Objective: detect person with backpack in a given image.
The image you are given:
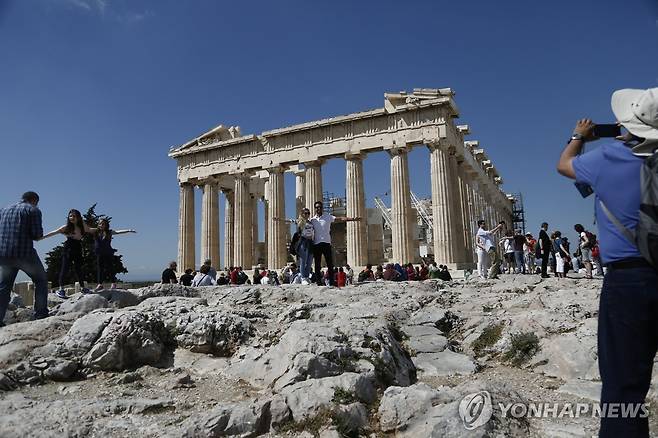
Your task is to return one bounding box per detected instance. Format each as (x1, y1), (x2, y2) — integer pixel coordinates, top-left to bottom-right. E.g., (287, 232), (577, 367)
(275, 207), (314, 285)
(309, 201), (361, 287)
(574, 224), (595, 279)
(557, 87), (658, 436)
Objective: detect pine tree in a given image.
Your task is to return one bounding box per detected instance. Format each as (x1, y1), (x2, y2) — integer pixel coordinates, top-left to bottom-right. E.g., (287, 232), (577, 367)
(45, 204), (129, 286)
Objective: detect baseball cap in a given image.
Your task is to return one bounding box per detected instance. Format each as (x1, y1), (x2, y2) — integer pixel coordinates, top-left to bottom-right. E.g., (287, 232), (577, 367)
(611, 87), (658, 154)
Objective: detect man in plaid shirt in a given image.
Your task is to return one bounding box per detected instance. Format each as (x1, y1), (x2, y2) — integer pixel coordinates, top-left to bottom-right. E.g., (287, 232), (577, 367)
(0, 192), (49, 326)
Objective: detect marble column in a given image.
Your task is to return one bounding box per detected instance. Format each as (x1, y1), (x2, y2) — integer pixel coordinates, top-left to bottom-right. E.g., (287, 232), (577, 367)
(447, 151), (467, 264)
(223, 189), (234, 269)
(233, 175), (253, 268)
(264, 181), (270, 252)
(390, 148), (413, 264)
(200, 180), (220, 269)
(429, 143), (456, 265)
(345, 154), (368, 268)
(251, 196), (258, 265)
(295, 171), (306, 218)
(457, 166), (474, 264)
(267, 167), (286, 269)
(177, 183), (195, 272)
(304, 161), (323, 212)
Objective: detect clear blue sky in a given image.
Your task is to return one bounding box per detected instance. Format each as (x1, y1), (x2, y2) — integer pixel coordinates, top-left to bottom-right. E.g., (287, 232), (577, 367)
(1, 0), (657, 280)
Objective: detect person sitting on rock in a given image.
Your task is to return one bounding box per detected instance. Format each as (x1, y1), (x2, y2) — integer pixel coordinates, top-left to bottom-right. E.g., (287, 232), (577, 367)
(382, 263), (399, 281)
(160, 261), (178, 285)
(405, 263), (416, 281)
(336, 267), (347, 287)
(357, 264), (374, 282)
(373, 264), (384, 280)
(202, 259), (217, 280)
(179, 269), (194, 286)
(438, 265), (452, 281)
(252, 267), (262, 285)
(216, 272), (229, 286)
(427, 261), (440, 279)
(394, 263), (407, 281)
(192, 264), (216, 287)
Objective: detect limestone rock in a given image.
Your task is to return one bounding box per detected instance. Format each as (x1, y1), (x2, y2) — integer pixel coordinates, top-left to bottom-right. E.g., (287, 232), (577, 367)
(412, 350), (476, 377)
(0, 314), (78, 368)
(280, 373), (375, 422)
(175, 311), (253, 356)
(98, 288), (141, 308)
(55, 293), (109, 315)
(182, 398), (271, 437)
(83, 312), (174, 370)
(378, 383), (442, 432)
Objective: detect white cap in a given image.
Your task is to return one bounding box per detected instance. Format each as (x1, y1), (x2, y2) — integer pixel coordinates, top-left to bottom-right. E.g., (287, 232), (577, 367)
(611, 87), (658, 154)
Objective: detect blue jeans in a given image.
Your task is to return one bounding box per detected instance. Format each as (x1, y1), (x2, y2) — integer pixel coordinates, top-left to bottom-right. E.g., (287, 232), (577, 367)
(513, 250), (525, 273)
(598, 265), (658, 437)
(0, 250), (50, 323)
(297, 238), (313, 280)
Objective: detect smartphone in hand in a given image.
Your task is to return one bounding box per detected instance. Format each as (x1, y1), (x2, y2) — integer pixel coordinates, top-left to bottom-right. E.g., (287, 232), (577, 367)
(593, 124), (621, 138)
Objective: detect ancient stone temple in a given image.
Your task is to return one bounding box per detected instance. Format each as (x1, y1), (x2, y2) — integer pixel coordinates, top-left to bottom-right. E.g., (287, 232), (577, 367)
(169, 88), (513, 271)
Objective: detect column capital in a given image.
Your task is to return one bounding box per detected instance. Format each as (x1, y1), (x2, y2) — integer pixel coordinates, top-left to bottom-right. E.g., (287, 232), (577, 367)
(344, 151), (366, 161)
(265, 165), (286, 174)
(302, 159), (325, 168)
(387, 146), (410, 157)
(426, 139), (451, 153)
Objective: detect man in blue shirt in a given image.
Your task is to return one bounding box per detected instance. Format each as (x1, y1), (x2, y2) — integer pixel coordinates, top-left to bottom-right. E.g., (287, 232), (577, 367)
(0, 192), (49, 326)
(557, 87), (658, 437)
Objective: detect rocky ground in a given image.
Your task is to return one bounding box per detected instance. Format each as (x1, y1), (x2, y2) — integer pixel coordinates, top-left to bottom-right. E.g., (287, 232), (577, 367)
(2, 275), (657, 437)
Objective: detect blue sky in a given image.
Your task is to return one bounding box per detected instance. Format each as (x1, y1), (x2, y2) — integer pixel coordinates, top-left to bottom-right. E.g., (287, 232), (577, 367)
(1, 0), (657, 280)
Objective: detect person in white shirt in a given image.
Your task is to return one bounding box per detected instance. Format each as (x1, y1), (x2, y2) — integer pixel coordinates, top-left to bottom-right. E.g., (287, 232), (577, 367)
(310, 201), (362, 286)
(475, 220), (506, 279)
(192, 264), (216, 287)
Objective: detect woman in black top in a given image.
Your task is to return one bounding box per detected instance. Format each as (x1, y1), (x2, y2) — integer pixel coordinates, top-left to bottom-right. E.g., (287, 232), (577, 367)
(42, 209), (97, 298)
(94, 218), (136, 290)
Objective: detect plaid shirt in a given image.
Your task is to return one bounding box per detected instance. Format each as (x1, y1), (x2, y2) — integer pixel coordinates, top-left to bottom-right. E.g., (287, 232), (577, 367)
(0, 202), (43, 258)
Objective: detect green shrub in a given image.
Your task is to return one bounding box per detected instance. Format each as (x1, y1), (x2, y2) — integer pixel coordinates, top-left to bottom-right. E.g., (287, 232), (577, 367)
(471, 323), (504, 356)
(503, 332), (541, 366)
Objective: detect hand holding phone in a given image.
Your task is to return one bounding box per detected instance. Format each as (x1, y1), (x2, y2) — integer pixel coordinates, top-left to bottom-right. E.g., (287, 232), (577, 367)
(593, 124), (621, 138)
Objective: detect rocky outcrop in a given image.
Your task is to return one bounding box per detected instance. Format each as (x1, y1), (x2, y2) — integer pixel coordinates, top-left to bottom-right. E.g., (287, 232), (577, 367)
(0, 276), (612, 436)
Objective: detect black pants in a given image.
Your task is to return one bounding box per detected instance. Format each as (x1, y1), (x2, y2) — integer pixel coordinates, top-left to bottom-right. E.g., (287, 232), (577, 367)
(598, 265), (658, 437)
(540, 251), (550, 277)
(96, 254), (114, 284)
(59, 239), (85, 288)
(312, 242), (334, 286)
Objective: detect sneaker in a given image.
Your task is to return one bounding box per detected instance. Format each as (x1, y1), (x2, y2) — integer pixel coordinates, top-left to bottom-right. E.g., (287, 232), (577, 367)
(55, 289), (67, 299)
(81, 288), (92, 294)
(301, 279), (309, 285)
(94, 284), (104, 292)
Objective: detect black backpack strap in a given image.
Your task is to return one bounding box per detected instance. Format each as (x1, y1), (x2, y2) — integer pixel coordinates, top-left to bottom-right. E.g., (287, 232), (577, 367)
(599, 200), (636, 246)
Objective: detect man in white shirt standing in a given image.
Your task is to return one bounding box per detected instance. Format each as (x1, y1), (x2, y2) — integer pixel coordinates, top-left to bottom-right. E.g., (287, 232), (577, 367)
(475, 220), (506, 279)
(310, 201), (362, 286)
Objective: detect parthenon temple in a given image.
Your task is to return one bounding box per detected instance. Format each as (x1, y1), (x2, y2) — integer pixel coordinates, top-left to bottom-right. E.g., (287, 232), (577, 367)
(169, 88), (514, 272)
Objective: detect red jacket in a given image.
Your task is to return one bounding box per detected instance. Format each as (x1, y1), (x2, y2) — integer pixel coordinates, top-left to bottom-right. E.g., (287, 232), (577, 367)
(337, 271), (346, 287)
